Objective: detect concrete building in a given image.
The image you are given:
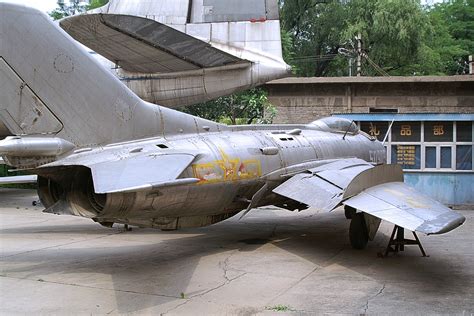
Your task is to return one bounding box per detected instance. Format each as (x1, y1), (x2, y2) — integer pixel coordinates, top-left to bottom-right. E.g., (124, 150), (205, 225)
(266, 76), (474, 206)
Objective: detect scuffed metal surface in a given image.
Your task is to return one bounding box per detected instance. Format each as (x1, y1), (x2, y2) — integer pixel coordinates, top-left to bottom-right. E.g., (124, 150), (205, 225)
(0, 58), (63, 135)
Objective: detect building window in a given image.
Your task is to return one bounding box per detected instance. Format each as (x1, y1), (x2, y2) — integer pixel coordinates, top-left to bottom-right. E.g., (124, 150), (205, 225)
(357, 120), (473, 172)
(424, 122), (453, 142)
(457, 122), (472, 142)
(392, 122), (421, 142)
(360, 122), (389, 141)
(440, 147), (452, 169)
(391, 145), (421, 169)
(369, 108), (399, 113)
(456, 145), (473, 170)
(425, 146), (436, 169)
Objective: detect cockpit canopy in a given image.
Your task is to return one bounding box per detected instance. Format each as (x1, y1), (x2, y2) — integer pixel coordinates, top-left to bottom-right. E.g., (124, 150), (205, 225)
(308, 117), (359, 134)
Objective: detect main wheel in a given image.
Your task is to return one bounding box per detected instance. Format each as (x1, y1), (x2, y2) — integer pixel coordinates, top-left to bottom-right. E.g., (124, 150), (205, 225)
(349, 213), (369, 249)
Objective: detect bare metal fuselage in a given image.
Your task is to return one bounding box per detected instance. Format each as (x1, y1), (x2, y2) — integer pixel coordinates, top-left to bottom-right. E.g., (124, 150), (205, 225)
(47, 125), (383, 230)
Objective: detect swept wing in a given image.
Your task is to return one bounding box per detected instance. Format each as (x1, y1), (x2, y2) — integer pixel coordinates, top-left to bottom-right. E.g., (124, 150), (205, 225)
(273, 158), (465, 235)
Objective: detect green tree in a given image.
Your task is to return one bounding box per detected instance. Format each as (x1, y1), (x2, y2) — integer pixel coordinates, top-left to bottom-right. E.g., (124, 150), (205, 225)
(342, 0), (428, 75)
(88, 0), (109, 10)
(183, 89), (277, 125)
(424, 0), (473, 74)
(280, 0), (348, 76)
(280, 0), (472, 76)
(49, 0), (108, 20)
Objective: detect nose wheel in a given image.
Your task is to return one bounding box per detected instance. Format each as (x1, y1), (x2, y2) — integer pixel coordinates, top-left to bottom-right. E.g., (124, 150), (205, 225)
(349, 212), (369, 249)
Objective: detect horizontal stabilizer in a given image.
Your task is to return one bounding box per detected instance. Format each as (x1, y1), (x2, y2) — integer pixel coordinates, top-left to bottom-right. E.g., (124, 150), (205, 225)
(0, 175), (38, 185)
(343, 182), (465, 235)
(60, 14), (248, 73)
(91, 153), (197, 194)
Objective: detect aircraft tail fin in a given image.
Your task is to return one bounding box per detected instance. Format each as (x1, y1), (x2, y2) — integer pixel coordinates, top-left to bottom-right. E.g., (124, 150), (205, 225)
(0, 4), (161, 147)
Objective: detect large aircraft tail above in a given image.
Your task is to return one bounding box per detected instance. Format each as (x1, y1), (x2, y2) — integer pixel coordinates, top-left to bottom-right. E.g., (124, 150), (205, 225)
(61, 0), (287, 75)
(0, 3), (162, 146)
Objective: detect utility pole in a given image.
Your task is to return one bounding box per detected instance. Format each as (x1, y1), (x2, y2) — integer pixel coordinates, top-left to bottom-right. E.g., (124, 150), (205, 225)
(356, 32), (362, 77)
(470, 55), (473, 75)
(337, 48), (355, 77)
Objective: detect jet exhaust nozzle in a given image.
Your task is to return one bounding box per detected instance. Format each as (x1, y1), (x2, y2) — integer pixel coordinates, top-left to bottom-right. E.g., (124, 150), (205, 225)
(0, 136), (75, 157)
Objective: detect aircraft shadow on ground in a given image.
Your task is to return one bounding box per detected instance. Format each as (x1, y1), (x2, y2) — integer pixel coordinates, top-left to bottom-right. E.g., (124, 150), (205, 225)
(0, 210), (467, 313)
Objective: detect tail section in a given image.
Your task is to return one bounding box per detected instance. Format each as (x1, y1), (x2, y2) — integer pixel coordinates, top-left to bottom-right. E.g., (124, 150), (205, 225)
(0, 3), (161, 146)
(89, 0), (284, 62)
(59, 0), (289, 108)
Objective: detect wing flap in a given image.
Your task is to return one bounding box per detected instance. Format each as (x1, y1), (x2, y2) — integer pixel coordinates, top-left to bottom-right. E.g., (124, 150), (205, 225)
(273, 174), (343, 212)
(343, 182), (465, 235)
(60, 14), (247, 73)
(273, 158), (379, 212)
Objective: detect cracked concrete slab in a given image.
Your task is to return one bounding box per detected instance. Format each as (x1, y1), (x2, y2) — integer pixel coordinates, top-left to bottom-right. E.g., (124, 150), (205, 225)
(0, 189), (473, 315)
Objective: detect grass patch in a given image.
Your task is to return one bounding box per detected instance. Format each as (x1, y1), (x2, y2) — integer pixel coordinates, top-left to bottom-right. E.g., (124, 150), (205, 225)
(266, 305), (293, 312)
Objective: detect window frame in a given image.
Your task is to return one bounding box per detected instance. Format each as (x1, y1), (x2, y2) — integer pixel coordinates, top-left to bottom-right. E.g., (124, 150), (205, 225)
(359, 121), (473, 173)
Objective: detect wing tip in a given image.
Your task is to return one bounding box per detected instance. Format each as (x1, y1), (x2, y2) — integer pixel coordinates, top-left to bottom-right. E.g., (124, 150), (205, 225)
(422, 213), (466, 235)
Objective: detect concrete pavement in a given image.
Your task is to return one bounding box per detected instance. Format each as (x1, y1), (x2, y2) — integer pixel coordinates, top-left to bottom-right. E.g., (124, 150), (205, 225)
(0, 189), (473, 315)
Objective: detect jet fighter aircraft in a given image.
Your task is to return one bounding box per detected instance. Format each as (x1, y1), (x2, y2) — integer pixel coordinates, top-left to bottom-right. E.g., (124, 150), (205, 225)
(0, 4), (465, 250)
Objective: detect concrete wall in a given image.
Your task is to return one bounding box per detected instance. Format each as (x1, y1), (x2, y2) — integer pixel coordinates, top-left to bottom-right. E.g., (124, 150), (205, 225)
(404, 173), (473, 207)
(266, 76), (474, 124)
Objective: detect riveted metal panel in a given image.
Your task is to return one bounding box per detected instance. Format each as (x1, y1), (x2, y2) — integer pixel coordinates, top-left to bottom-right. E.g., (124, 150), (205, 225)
(203, 0), (266, 23)
(265, 0), (280, 20)
(103, 0), (189, 25)
(0, 58), (63, 135)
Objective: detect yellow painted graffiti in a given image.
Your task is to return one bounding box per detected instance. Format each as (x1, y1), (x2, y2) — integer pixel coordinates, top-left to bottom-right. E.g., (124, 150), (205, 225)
(192, 148), (262, 184)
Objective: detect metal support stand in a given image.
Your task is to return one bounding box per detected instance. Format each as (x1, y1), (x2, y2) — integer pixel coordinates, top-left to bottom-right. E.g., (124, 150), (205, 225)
(382, 226), (428, 257)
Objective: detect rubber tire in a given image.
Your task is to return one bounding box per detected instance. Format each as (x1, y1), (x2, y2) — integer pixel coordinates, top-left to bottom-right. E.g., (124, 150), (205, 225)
(349, 213), (369, 249)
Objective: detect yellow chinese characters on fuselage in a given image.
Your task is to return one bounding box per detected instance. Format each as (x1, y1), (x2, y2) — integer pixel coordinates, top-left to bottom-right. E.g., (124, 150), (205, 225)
(192, 148), (262, 184)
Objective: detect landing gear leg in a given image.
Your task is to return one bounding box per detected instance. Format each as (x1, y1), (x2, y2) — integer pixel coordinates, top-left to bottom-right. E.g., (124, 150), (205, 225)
(349, 213), (369, 249)
(382, 226), (428, 257)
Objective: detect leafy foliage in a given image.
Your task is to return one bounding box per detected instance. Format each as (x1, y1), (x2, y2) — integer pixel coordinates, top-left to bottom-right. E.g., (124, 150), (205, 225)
(280, 0), (473, 76)
(424, 0), (473, 74)
(49, 0), (108, 20)
(88, 0), (109, 10)
(183, 89), (277, 125)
